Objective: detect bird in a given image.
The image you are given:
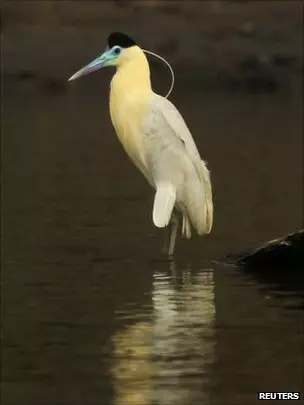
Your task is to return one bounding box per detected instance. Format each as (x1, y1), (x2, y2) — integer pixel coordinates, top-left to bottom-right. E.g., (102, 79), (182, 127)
(69, 32), (213, 256)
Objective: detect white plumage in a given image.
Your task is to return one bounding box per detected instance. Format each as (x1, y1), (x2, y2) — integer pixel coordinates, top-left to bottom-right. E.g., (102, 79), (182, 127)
(153, 182), (176, 228)
(142, 94), (213, 238)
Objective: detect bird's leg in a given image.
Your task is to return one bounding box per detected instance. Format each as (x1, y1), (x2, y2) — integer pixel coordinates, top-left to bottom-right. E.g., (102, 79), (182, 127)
(162, 225), (170, 254)
(168, 211), (179, 257)
(161, 210), (179, 256)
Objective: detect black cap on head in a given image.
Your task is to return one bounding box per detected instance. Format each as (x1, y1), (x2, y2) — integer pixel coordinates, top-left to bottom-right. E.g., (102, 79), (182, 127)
(107, 32), (137, 49)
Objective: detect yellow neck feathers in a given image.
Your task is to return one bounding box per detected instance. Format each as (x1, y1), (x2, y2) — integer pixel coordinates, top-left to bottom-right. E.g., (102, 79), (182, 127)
(109, 46), (152, 177)
(109, 45), (152, 138)
(111, 46), (151, 97)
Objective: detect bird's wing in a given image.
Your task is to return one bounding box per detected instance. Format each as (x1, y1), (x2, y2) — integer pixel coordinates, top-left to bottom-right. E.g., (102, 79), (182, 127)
(153, 182), (176, 228)
(150, 95), (209, 180)
(141, 94), (213, 233)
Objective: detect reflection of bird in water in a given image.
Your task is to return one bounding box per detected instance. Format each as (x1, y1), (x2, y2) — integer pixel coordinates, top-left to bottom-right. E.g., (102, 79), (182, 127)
(110, 266), (215, 405)
(69, 32), (213, 256)
(111, 321), (154, 405)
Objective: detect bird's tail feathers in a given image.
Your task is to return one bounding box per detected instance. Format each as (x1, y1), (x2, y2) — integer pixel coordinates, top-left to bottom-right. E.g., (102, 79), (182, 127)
(201, 159), (213, 234)
(190, 160), (213, 236)
(153, 183), (176, 228)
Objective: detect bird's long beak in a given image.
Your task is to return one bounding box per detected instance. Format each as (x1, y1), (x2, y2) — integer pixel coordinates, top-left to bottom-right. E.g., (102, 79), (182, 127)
(68, 50), (110, 82)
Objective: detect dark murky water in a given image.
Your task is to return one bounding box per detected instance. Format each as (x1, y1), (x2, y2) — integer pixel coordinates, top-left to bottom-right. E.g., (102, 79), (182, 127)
(2, 74), (303, 405)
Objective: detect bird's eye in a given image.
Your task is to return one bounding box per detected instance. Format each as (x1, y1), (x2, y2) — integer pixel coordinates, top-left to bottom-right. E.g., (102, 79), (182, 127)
(113, 47), (121, 55)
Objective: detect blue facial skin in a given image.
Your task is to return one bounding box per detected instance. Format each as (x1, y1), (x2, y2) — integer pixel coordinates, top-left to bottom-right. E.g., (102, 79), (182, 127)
(96, 46), (122, 68)
(68, 46), (123, 81)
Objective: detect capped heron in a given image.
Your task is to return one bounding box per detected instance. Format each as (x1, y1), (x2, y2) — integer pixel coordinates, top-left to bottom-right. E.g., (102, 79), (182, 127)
(69, 32), (213, 256)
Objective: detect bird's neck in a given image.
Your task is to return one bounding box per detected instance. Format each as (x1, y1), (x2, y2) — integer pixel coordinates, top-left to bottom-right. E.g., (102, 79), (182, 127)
(109, 50), (152, 175)
(110, 51), (152, 99)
